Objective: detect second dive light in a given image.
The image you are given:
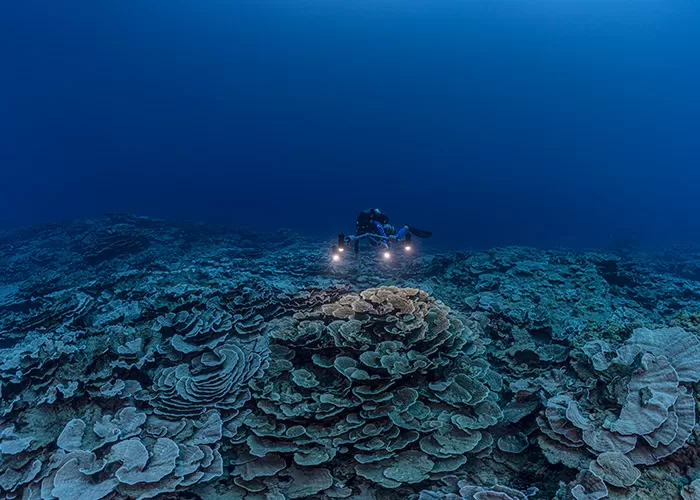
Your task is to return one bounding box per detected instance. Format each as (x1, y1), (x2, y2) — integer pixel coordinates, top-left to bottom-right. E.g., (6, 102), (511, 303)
(337, 233), (346, 252)
(332, 233), (347, 262)
(404, 232), (412, 252)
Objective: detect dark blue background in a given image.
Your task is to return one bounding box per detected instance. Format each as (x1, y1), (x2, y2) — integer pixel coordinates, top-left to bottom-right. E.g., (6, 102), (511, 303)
(2, 1), (699, 249)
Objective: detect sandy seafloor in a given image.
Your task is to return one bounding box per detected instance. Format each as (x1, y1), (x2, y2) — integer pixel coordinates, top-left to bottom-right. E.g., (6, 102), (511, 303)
(2, 214), (700, 500)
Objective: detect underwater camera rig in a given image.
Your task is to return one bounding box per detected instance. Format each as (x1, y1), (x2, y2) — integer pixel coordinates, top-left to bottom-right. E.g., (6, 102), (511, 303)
(330, 231), (412, 263)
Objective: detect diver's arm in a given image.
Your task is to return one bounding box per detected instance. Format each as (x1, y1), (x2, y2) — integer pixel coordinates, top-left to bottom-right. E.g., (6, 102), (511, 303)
(373, 221), (387, 237)
(372, 222), (389, 248)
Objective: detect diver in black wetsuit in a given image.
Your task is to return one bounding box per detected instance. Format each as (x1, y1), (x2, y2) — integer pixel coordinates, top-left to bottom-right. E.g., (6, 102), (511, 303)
(353, 208), (432, 253)
(355, 208), (390, 239)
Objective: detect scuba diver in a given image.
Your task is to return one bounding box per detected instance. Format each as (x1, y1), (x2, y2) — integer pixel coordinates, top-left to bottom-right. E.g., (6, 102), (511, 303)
(333, 208), (432, 257)
(355, 208), (391, 247)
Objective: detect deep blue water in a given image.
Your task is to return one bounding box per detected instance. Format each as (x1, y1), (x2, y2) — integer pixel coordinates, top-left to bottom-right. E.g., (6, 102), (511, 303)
(2, 1), (699, 250)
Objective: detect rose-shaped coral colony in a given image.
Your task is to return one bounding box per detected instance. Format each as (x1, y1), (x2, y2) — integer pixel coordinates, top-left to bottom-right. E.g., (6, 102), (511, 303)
(238, 287), (503, 497)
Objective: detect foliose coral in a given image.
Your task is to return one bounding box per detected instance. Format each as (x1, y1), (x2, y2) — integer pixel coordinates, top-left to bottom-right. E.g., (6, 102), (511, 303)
(533, 326), (700, 498)
(224, 286), (503, 497)
(3, 217), (700, 500)
(0, 273), (274, 499)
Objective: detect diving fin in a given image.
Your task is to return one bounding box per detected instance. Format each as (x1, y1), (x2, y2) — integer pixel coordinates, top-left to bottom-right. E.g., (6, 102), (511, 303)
(407, 225), (432, 238)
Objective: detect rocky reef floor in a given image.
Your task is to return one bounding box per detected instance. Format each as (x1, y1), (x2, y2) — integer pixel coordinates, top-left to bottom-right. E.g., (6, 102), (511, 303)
(2, 214), (700, 500)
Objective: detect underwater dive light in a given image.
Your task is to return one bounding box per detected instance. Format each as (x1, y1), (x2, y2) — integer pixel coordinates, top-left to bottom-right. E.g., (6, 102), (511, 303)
(337, 233), (346, 252)
(383, 251), (391, 260)
(331, 244), (341, 262)
(404, 233), (412, 252)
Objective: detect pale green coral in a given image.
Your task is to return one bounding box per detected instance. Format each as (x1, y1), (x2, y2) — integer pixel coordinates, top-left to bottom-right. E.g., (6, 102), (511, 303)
(237, 287), (502, 496)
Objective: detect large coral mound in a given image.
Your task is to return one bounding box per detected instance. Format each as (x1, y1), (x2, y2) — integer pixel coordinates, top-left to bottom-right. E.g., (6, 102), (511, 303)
(233, 287), (503, 497)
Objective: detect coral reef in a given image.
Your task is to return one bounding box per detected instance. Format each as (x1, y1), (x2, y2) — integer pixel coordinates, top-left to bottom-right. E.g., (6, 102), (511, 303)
(530, 326), (700, 498)
(231, 287), (501, 497)
(1, 216), (700, 499)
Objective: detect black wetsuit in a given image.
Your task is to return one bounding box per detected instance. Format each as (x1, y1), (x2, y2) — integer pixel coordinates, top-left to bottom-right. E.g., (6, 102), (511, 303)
(356, 209), (389, 236)
(354, 209), (390, 252)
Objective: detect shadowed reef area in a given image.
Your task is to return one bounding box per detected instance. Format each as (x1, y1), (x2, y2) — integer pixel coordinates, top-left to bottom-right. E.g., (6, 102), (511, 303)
(2, 214), (700, 500)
